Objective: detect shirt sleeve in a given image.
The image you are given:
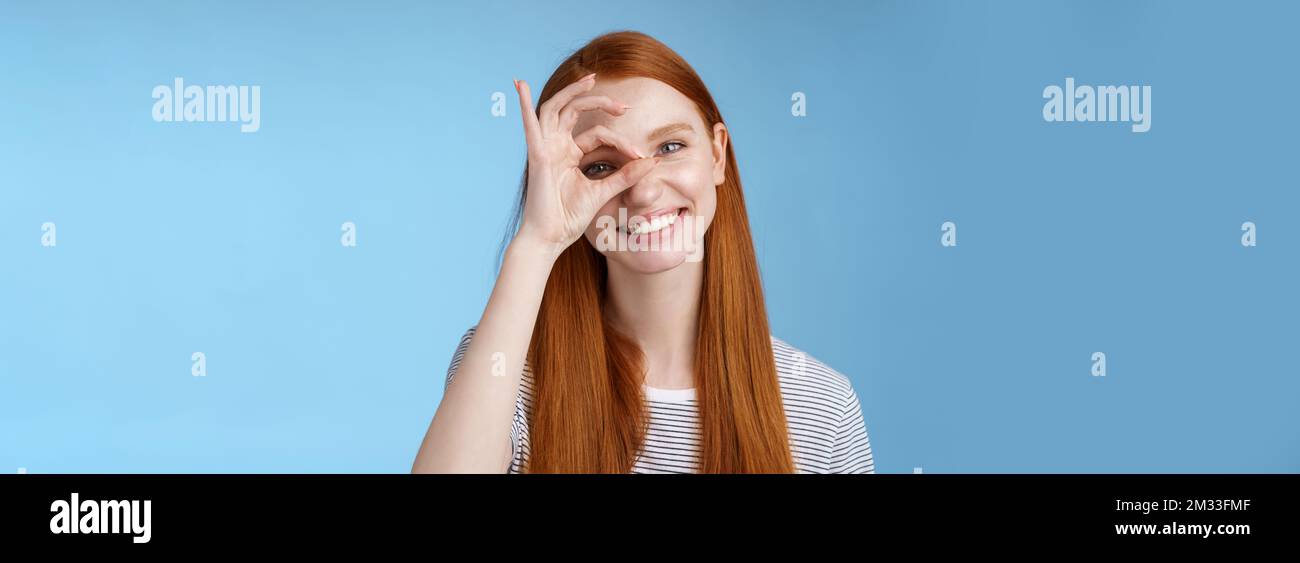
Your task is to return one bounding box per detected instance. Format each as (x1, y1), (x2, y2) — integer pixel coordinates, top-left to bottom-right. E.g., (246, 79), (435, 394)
(830, 384), (875, 474)
(443, 326), (522, 473)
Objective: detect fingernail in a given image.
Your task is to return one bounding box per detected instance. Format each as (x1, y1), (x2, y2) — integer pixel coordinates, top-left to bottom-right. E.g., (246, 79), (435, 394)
(512, 78), (518, 90)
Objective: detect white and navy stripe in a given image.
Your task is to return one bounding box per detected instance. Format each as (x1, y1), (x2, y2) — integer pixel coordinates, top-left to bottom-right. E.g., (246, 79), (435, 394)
(444, 327), (875, 474)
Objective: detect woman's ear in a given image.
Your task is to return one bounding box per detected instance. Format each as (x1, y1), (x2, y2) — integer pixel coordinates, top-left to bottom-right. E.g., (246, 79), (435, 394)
(711, 122), (729, 186)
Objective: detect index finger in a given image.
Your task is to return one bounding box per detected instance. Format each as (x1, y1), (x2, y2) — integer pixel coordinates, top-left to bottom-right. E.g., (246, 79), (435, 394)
(514, 79), (543, 151)
(539, 73), (597, 133)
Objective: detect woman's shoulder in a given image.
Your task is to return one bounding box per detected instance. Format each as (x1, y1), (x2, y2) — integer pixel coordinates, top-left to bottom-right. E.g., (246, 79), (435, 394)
(457, 325), (478, 344)
(443, 326), (477, 386)
(769, 335), (857, 402)
(445, 325), (536, 387)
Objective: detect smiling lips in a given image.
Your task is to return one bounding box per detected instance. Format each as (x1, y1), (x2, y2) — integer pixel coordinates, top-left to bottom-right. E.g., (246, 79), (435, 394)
(625, 208), (683, 235)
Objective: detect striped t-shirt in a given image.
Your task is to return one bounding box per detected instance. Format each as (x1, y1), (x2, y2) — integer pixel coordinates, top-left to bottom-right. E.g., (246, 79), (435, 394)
(444, 327), (875, 474)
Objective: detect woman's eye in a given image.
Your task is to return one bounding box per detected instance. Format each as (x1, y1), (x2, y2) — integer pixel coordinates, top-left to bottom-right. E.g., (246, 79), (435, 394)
(583, 162), (614, 178)
(659, 141), (685, 154)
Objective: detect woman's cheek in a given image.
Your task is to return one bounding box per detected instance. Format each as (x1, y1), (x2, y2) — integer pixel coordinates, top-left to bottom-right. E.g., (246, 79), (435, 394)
(682, 165), (720, 213)
(659, 161), (711, 201)
(584, 201), (621, 246)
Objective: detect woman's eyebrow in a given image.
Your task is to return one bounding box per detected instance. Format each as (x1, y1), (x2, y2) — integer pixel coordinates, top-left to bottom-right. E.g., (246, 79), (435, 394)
(646, 122), (693, 141)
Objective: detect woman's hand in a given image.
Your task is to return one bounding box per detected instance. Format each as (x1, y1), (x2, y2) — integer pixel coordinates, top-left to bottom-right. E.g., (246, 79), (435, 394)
(512, 74), (659, 258)
(413, 75), (659, 473)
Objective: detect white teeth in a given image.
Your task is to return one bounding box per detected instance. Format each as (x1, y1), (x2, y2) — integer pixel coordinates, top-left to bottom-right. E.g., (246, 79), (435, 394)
(627, 211), (679, 235)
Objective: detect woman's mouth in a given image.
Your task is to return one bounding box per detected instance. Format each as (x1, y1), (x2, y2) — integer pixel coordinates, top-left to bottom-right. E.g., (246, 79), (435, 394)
(624, 208), (684, 236)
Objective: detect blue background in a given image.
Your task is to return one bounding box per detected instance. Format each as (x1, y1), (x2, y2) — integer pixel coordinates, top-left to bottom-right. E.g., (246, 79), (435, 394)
(2, 0), (1295, 473)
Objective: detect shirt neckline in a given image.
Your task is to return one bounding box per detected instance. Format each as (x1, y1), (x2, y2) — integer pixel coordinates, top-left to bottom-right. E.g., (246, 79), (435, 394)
(642, 383), (696, 402)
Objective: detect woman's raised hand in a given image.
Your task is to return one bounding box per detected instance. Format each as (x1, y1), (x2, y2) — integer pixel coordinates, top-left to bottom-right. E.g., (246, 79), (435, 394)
(511, 74), (658, 257)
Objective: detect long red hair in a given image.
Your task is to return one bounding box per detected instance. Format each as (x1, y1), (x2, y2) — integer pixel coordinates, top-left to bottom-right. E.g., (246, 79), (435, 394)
(516, 31), (794, 473)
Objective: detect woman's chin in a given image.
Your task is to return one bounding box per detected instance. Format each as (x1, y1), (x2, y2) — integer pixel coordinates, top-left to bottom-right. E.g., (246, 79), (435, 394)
(608, 250), (694, 275)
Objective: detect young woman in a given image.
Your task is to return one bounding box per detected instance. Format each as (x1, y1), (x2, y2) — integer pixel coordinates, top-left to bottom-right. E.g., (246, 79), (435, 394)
(412, 31), (874, 474)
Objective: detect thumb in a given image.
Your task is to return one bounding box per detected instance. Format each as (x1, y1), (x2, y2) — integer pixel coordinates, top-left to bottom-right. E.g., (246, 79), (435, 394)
(593, 156), (658, 204)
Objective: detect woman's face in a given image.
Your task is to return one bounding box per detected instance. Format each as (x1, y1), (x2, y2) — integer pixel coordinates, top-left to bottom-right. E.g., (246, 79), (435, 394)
(576, 76), (728, 274)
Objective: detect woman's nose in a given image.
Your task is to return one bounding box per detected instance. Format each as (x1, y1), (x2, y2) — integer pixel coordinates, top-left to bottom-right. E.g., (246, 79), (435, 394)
(620, 167), (664, 208)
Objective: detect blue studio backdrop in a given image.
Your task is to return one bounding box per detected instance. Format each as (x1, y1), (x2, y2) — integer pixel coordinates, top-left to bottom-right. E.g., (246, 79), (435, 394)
(2, 0), (1296, 473)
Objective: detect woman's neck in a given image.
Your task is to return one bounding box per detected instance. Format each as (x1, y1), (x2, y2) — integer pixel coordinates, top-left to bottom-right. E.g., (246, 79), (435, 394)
(604, 259), (704, 389)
